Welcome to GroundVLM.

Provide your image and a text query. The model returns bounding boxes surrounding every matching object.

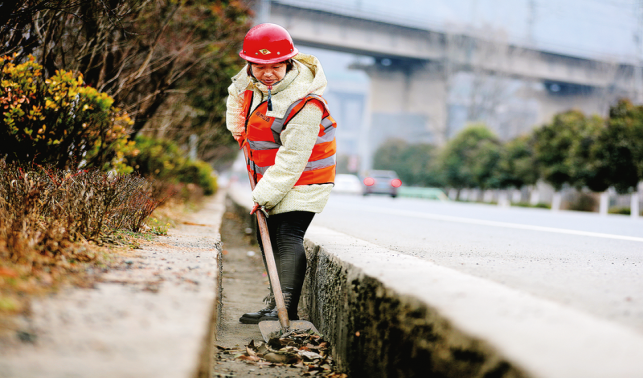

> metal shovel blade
[258,320,320,342]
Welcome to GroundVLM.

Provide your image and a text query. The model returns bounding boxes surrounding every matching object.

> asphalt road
[312,192,643,334]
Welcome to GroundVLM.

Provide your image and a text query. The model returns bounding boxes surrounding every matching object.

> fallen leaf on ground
[243,328,343,376]
[263,352,300,364]
[246,345,257,357]
[299,350,322,360]
[237,354,260,362]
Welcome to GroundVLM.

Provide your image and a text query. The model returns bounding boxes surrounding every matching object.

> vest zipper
[267,85,273,111]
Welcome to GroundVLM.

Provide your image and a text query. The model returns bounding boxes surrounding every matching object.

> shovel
[241,146,320,341]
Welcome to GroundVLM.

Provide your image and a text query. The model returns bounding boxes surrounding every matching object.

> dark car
[361,170,402,197]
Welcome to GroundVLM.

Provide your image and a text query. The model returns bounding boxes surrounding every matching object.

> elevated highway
[271,1,634,89]
[264,0,641,167]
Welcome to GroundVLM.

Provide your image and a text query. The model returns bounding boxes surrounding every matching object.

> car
[361,170,402,197]
[332,174,363,195]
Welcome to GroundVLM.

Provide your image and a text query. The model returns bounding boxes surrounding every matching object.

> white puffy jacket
[226,53,334,215]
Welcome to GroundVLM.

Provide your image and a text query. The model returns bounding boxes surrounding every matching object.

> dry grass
[0,162,170,320]
[0,162,210,341]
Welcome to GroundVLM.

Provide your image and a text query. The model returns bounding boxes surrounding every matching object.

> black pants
[256,211,315,316]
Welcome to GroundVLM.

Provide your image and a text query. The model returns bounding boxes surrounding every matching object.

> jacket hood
[230,53,328,118]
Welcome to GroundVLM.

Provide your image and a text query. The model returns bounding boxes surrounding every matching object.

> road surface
[313,193,643,334]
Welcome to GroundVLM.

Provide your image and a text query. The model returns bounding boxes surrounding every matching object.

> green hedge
[130,136,217,195]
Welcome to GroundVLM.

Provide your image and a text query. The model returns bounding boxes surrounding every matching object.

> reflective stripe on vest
[243,90,337,186]
[247,140,281,150]
[305,154,336,170]
[249,152,336,176]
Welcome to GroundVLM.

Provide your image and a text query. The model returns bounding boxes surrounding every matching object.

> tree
[439,124,500,195]
[495,134,539,190]
[533,109,606,210]
[533,110,582,192]
[1,0,252,163]
[597,99,643,193]
[588,99,643,216]
[372,139,443,187]
[469,137,502,190]
[567,114,607,193]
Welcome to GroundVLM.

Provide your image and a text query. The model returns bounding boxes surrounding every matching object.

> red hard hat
[239,23,299,64]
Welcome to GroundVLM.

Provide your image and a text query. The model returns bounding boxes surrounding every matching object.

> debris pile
[232,330,347,377]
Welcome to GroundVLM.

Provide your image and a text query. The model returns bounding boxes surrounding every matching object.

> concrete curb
[302,227,643,378]
[0,190,226,378]
[227,184,643,377]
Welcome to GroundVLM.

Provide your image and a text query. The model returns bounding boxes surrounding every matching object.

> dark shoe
[239,292,275,324]
[259,292,299,321]
[239,307,275,324]
[258,309,299,321]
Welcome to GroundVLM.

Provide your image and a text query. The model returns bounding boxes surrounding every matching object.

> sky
[278,0,641,63]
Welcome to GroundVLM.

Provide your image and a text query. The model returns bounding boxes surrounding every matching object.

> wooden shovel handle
[243,146,290,331]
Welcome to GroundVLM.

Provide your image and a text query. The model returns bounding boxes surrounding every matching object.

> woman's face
[251,62,287,86]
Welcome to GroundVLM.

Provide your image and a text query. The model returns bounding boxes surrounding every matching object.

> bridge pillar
[359,59,449,167]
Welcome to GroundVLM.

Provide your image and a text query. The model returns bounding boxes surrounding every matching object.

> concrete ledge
[0,190,226,378]
[302,226,643,378]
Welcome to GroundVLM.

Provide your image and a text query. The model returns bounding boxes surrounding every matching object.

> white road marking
[367,207,643,243]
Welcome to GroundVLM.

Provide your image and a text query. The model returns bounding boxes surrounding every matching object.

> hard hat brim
[239,48,299,64]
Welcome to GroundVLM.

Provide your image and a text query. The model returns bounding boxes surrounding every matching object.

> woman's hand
[250,203,269,218]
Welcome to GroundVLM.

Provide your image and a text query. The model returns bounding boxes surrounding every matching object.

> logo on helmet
[258,49,271,55]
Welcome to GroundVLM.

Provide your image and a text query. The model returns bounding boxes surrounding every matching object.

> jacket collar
[231,53,328,119]
[249,65,299,96]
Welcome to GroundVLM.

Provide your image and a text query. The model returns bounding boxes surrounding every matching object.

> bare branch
[133,3,181,80]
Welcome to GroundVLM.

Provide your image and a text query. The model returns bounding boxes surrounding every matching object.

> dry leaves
[235,331,346,377]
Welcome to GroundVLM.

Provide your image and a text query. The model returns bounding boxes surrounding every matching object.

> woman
[226,23,337,324]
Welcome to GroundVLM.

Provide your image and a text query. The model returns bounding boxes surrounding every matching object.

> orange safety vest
[240,90,337,186]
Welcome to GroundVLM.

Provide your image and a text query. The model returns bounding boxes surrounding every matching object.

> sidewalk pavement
[0,189,226,378]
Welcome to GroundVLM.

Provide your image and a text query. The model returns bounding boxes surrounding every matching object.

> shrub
[440,124,501,190]
[373,139,444,187]
[513,202,551,209]
[177,160,217,196]
[567,193,597,212]
[0,163,161,264]
[597,99,643,194]
[533,110,605,192]
[608,207,631,215]
[0,55,135,172]
[496,135,539,190]
[0,163,162,315]
[131,135,217,195]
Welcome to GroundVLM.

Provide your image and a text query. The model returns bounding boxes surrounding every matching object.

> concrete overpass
[260,0,641,169]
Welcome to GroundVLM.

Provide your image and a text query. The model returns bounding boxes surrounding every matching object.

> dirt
[213,209,304,378]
